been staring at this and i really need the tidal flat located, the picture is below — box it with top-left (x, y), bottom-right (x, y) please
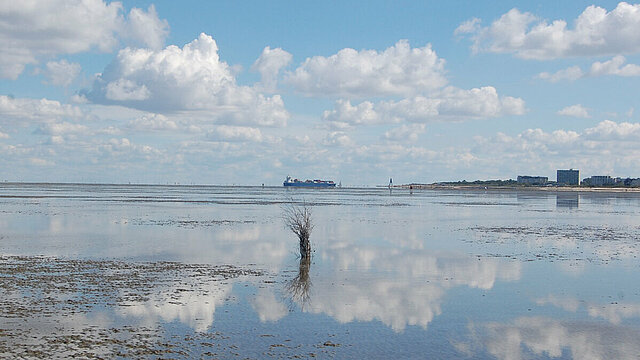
top-left (1, 183), bottom-right (640, 359)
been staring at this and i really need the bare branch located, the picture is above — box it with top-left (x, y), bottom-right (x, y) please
top-left (282, 200), bottom-right (314, 258)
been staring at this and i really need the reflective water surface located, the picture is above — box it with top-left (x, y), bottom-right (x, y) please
top-left (1, 183), bottom-right (639, 358)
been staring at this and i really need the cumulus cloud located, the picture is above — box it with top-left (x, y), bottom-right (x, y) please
top-left (252, 46), bottom-right (292, 92)
top-left (583, 119), bottom-right (640, 140)
top-left (35, 122), bottom-right (89, 136)
top-left (33, 121), bottom-right (90, 145)
top-left (287, 40), bottom-right (447, 98)
top-left (322, 86), bottom-right (525, 126)
top-left (86, 33), bottom-right (289, 127)
top-left (299, 41), bottom-right (526, 129)
top-left (0, 95), bottom-right (85, 123)
top-left (124, 4), bottom-right (169, 50)
top-left (206, 125), bottom-right (263, 142)
top-left (29, 157), bottom-right (54, 166)
top-left (538, 56), bottom-right (640, 82)
top-left (105, 79), bottom-right (151, 101)
top-left (557, 104), bottom-right (590, 118)
top-left (92, 137), bottom-right (165, 163)
top-left (457, 2), bottom-right (640, 59)
top-left (322, 100), bottom-right (381, 126)
top-left (590, 55), bottom-right (640, 76)
top-left (0, 0), bottom-right (169, 79)
top-left (323, 131), bottom-right (354, 147)
top-left (471, 119), bottom-right (640, 178)
top-left (0, 130), bottom-right (8, 139)
top-left (128, 113), bottom-right (178, 131)
top-left (383, 124), bottom-right (426, 142)
top-left (537, 66), bottom-right (584, 82)
top-left (40, 60), bottom-right (82, 87)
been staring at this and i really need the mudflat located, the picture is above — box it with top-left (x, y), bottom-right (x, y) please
top-left (1, 183), bottom-right (639, 359)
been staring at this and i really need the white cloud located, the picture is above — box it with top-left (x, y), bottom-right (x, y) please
top-left (0, 130), bottom-right (8, 139)
top-left (323, 131), bottom-right (354, 147)
top-left (472, 120), bottom-right (640, 178)
top-left (583, 119), bottom-right (640, 140)
top-left (322, 100), bottom-right (381, 126)
top-left (322, 86), bottom-right (525, 126)
top-left (557, 104), bottom-right (590, 118)
top-left (36, 122), bottom-right (89, 136)
top-left (454, 18), bottom-right (482, 36)
top-left (590, 55), bottom-right (640, 76)
top-left (33, 120), bottom-right (90, 145)
top-left (520, 128), bottom-right (581, 145)
top-left (93, 138), bottom-right (165, 163)
top-left (383, 124), bottom-right (426, 142)
top-left (87, 33), bottom-right (289, 127)
top-left (105, 79), bottom-right (151, 101)
top-left (128, 113), bottom-right (178, 131)
top-left (29, 157), bottom-right (54, 166)
top-left (41, 60), bottom-right (82, 87)
top-left (70, 94), bottom-right (89, 104)
top-left (0, 0), bottom-right (169, 79)
top-left (0, 95), bottom-right (85, 123)
top-left (251, 46), bottom-right (292, 92)
top-left (458, 2), bottom-right (640, 59)
top-left (207, 125), bottom-right (263, 142)
top-left (287, 40), bottom-right (447, 97)
top-left (124, 4), bottom-right (169, 50)
top-left (537, 66), bottom-right (584, 82)
top-left (538, 56), bottom-right (640, 82)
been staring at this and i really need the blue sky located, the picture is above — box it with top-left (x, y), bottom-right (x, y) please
top-left (1, 1), bottom-right (640, 185)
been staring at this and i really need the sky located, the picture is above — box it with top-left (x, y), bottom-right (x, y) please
top-left (1, 0), bottom-right (640, 185)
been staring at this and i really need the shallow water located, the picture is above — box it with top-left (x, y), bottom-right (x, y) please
top-left (1, 184), bottom-right (639, 359)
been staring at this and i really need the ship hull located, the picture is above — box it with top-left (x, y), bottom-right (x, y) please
top-left (283, 182), bottom-right (336, 188)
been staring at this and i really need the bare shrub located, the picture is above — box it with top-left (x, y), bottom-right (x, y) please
top-left (282, 201), bottom-right (314, 258)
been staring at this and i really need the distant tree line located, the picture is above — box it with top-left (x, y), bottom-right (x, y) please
top-left (435, 179), bottom-right (518, 186)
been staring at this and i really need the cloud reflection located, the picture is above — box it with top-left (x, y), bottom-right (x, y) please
top-left (537, 294), bottom-right (640, 325)
top-left (251, 288), bottom-right (289, 322)
top-left (468, 317), bottom-right (640, 360)
top-left (117, 280), bottom-right (233, 332)
top-left (252, 245), bottom-right (521, 332)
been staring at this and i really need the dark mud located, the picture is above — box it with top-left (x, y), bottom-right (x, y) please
top-left (0, 255), bottom-right (265, 359)
top-left (129, 218), bottom-right (256, 228)
top-left (468, 225), bottom-right (640, 263)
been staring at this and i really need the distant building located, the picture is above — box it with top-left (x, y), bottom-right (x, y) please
top-left (517, 175), bottom-right (548, 185)
top-left (557, 169), bottom-right (579, 185)
top-left (582, 175), bottom-right (615, 186)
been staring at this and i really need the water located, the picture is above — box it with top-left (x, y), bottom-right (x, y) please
top-left (1, 183), bottom-right (639, 358)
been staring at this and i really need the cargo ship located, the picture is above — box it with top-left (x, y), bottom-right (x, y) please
top-left (283, 175), bottom-right (336, 188)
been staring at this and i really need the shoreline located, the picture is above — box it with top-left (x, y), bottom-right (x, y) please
top-left (393, 184), bottom-right (640, 193)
